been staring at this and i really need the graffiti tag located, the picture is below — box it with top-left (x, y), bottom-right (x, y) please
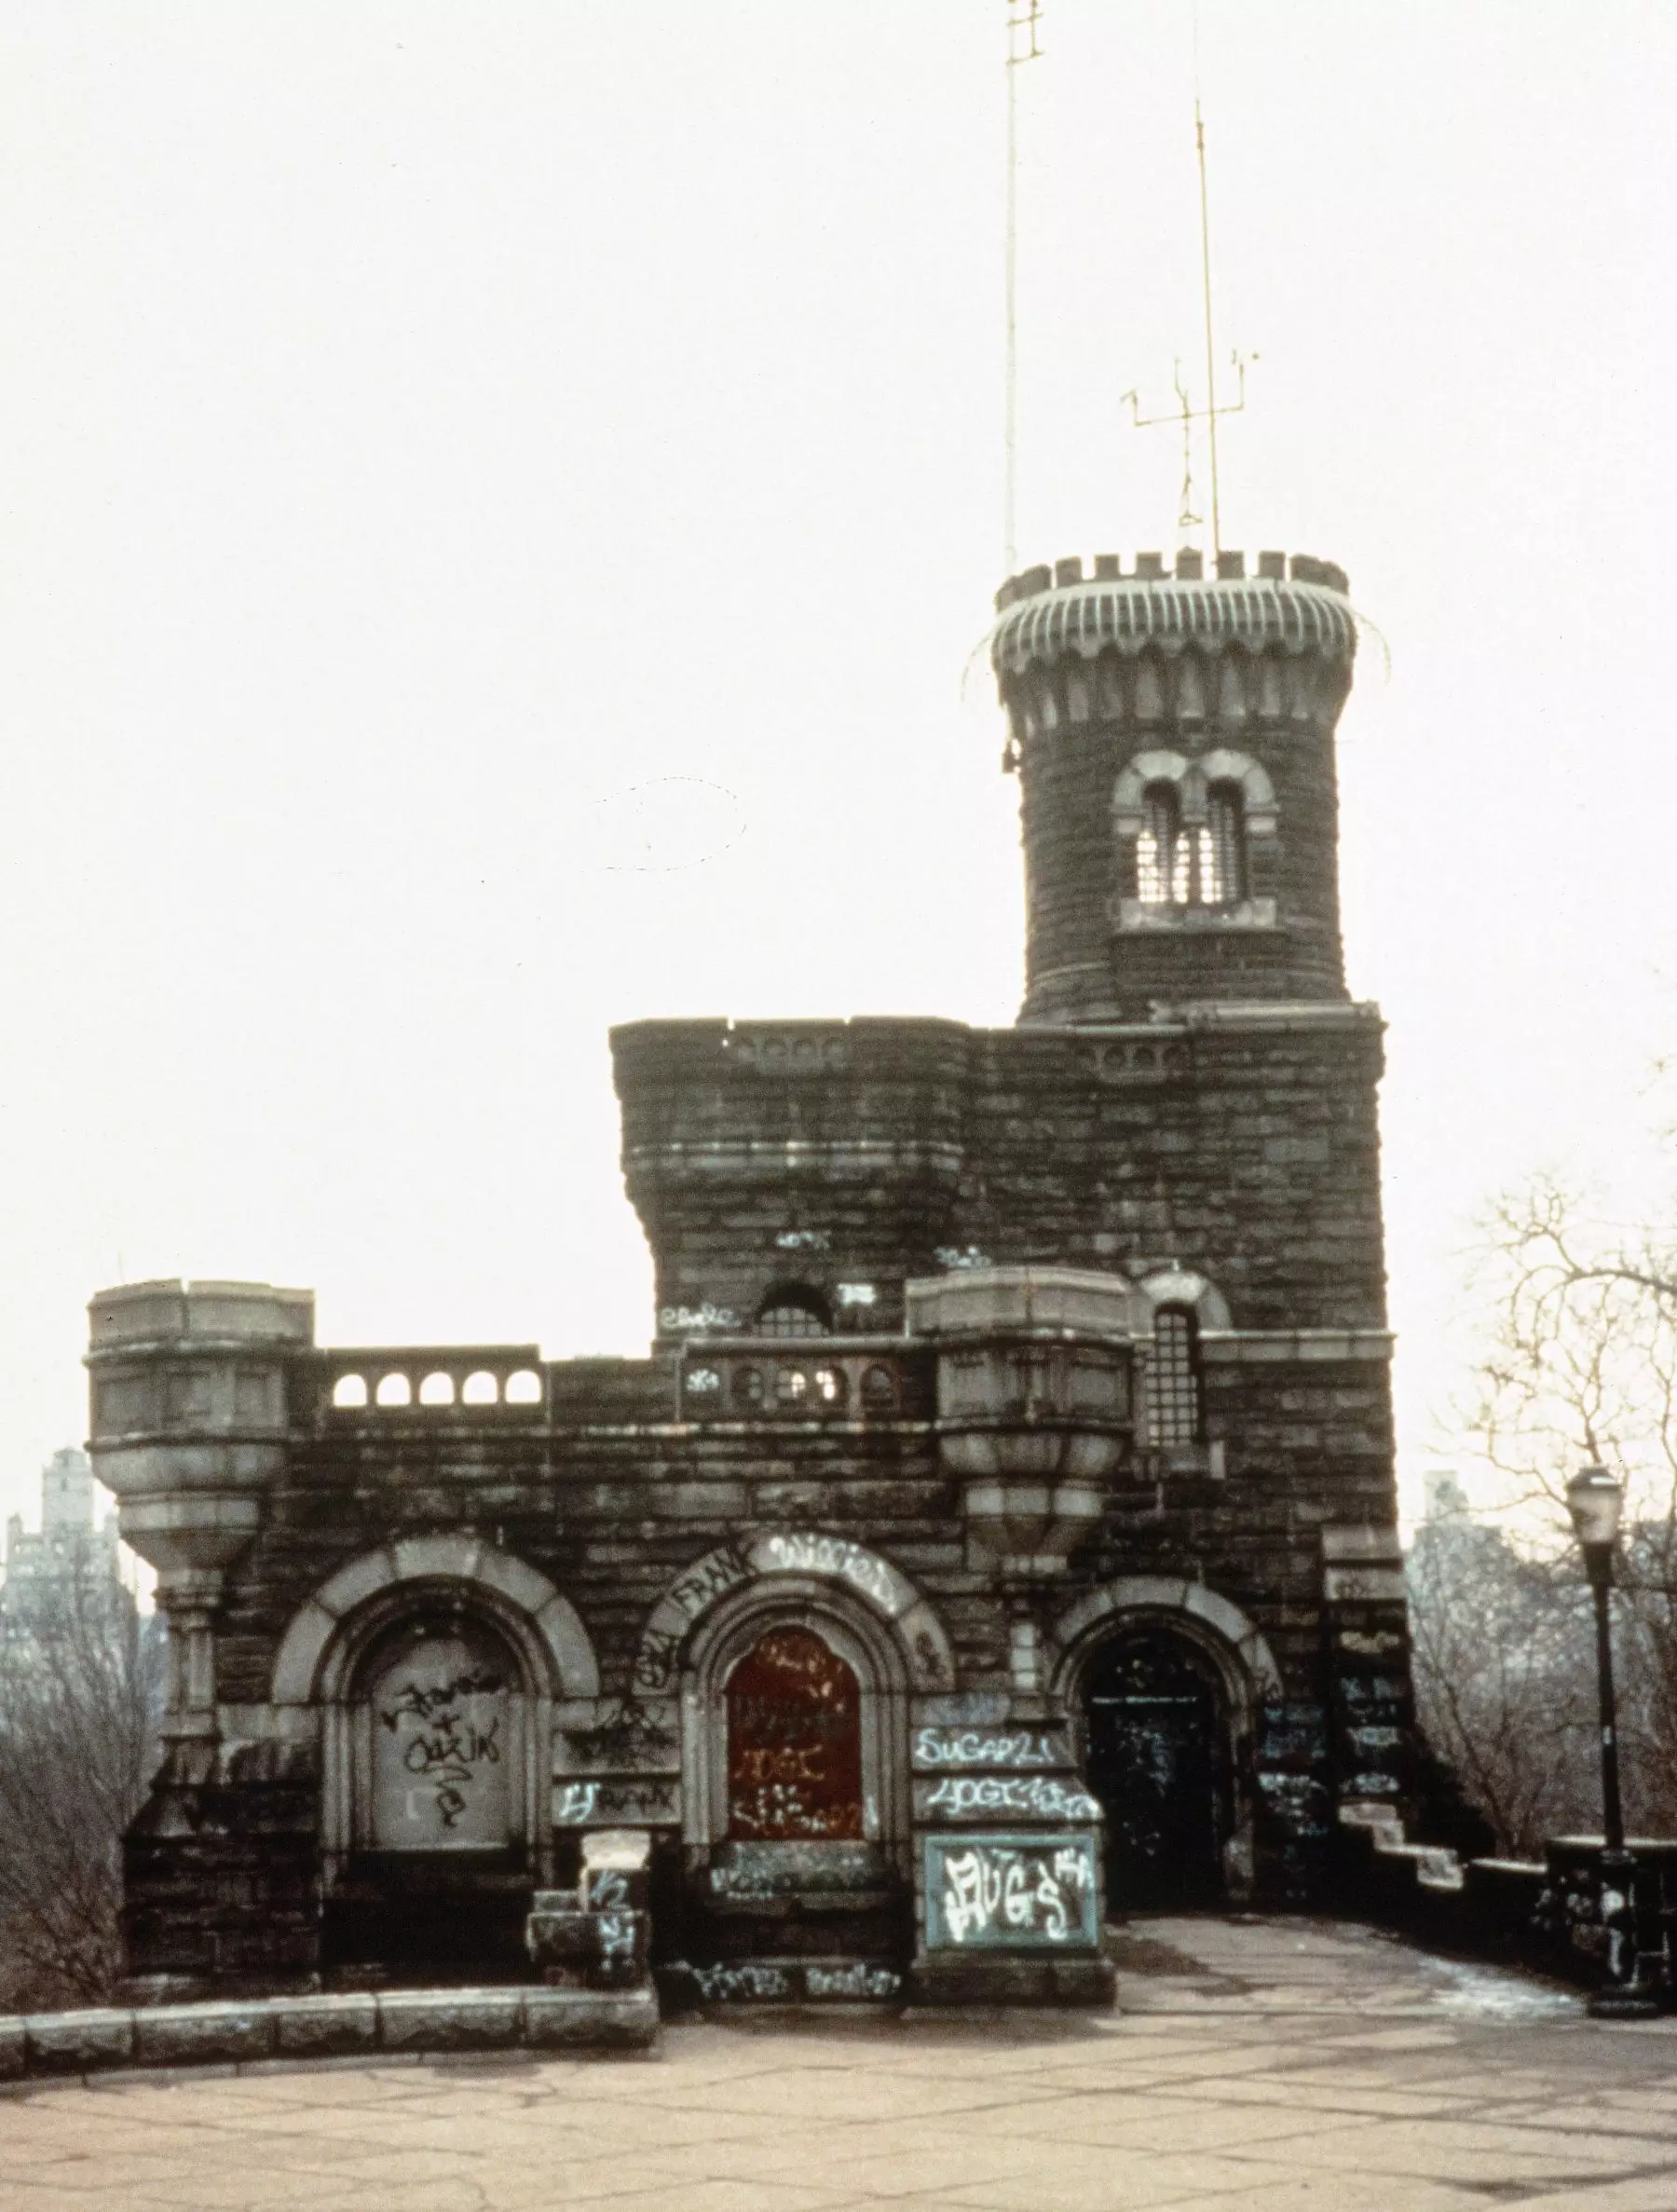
top-left (916, 1775), bottom-right (1101, 1823)
top-left (923, 1836), bottom-right (1098, 1951)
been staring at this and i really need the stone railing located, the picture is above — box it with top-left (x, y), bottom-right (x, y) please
top-left (320, 1346), bottom-right (547, 1414)
top-left (675, 1341), bottom-right (931, 1423)
top-left (1336, 1801), bottom-right (1677, 2007)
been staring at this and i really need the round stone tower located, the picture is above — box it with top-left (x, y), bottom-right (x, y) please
top-left (990, 549), bottom-right (1357, 1024)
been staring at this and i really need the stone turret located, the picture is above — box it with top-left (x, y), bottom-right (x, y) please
top-left (86, 1279), bottom-right (312, 1753)
top-left (991, 550), bottom-right (1357, 1023)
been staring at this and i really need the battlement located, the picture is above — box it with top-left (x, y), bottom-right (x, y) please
top-left (991, 554), bottom-right (1356, 680)
top-left (996, 551), bottom-right (1350, 608)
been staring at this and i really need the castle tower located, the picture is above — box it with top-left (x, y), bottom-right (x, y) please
top-left (992, 550), bottom-right (1357, 1024)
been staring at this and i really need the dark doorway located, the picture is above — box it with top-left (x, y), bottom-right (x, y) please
top-left (1083, 1630), bottom-right (1228, 1911)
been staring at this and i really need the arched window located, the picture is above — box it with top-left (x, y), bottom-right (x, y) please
top-left (1151, 1304), bottom-right (1204, 1447)
top-left (1137, 784), bottom-right (1188, 907)
top-left (1197, 784), bottom-right (1247, 908)
top-left (755, 1287), bottom-right (833, 1339)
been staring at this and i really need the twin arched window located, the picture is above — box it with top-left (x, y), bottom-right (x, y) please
top-left (1137, 783), bottom-right (1247, 910)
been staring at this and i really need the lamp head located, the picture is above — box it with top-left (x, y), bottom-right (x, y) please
top-left (1567, 1464), bottom-right (1625, 1553)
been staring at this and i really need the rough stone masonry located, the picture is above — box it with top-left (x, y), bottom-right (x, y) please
top-left (86, 547), bottom-right (1411, 2009)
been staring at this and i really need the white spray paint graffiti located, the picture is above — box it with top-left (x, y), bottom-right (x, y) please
top-left (918, 1775), bottom-right (1101, 1823)
top-left (924, 1836), bottom-right (1098, 1950)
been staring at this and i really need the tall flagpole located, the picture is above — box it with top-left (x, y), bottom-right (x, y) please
top-left (1003, 1), bottom-right (1043, 576)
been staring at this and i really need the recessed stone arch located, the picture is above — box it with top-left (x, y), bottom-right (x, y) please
top-left (1050, 1576), bottom-right (1282, 1901)
top-left (271, 1536), bottom-right (598, 1888)
top-left (1051, 1576), bottom-right (1281, 1702)
top-left (272, 1534), bottom-right (598, 1708)
top-left (681, 1575), bottom-right (916, 1868)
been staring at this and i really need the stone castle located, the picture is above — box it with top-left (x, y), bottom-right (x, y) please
top-left (87, 546), bottom-right (1411, 2005)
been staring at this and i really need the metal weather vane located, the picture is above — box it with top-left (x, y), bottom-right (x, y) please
top-left (1123, 92), bottom-right (1254, 557)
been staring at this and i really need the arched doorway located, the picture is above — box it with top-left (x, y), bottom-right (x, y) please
top-left (1083, 1629), bottom-right (1230, 1910)
top-left (726, 1626), bottom-right (864, 1840)
top-left (330, 1604), bottom-right (532, 1974)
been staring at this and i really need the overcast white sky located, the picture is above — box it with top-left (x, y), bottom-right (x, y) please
top-left (3, 1), bottom-right (1675, 1537)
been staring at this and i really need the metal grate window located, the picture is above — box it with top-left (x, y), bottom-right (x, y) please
top-left (1197, 785), bottom-right (1246, 907)
top-left (1137, 785), bottom-right (1189, 906)
top-left (1151, 1305), bottom-right (1203, 1446)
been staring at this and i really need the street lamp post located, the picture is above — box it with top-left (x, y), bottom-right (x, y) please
top-left (1565, 1466), bottom-right (1661, 2017)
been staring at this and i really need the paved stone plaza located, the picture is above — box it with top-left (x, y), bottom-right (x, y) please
top-left (6, 1918), bottom-right (1677, 2211)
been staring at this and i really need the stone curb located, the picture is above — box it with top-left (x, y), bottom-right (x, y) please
top-left (1, 1985), bottom-right (658, 2082)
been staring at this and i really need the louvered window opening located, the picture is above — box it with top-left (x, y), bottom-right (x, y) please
top-left (1151, 1306), bottom-right (1203, 1446)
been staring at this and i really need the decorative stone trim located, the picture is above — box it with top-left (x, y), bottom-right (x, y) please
top-left (269, 1536), bottom-right (599, 1890)
top-left (1112, 749), bottom-right (1277, 839)
top-left (1197, 1329), bottom-right (1394, 1364)
top-left (271, 1536), bottom-right (599, 1706)
top-left (1138, 1269), bottom-right (1233, 1331)
top-left (632, 1531), bottom-right (954, 1698)
top-left (1323, 1566), bottom-right (1408, 1604)
top-left (1114, 896), bottom-right (1278, 932)
top-left (1154, 1000), bottom-right (1384, 1031)
top-left (990, 567), bottom-right (1357, 672)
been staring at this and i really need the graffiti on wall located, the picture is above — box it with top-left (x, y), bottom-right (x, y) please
top-left (922, 1835), bottom-right (1099, 1949)
top-left (727, 1626), bottom-right (864, 1840)
top-left (915, 1775), bottom-right (1101, 1823)
top-left (911, 1727), bottom-right (1069, 1771)
top-left (554, 1778), bottom-right (681, 1826)
top-left (366, 1631), bottom-right (512, 1849)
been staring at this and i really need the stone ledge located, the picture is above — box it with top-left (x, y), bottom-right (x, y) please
top-left (0, 1986), bottom-right (658, 2083)
top-left (1199, 1330), bottom-right (1395, 1365)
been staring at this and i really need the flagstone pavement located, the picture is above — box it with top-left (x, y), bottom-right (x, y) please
top-left (6, 1917), bottom-right (1677, 2211)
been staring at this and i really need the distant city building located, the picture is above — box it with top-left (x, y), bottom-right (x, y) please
top-left (1, 1447), bottom-right (129, 1644)
top-left (1423, 1468), bottom-right (1469, 1522)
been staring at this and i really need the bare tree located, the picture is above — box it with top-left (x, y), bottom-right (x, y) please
top-left (1450, 1171), bottom-right (1677, 1837)
top-left (1407, 1513), bottom-right (1595, 1854)
top-left (0, 1556), bottom-right (165, 2009)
